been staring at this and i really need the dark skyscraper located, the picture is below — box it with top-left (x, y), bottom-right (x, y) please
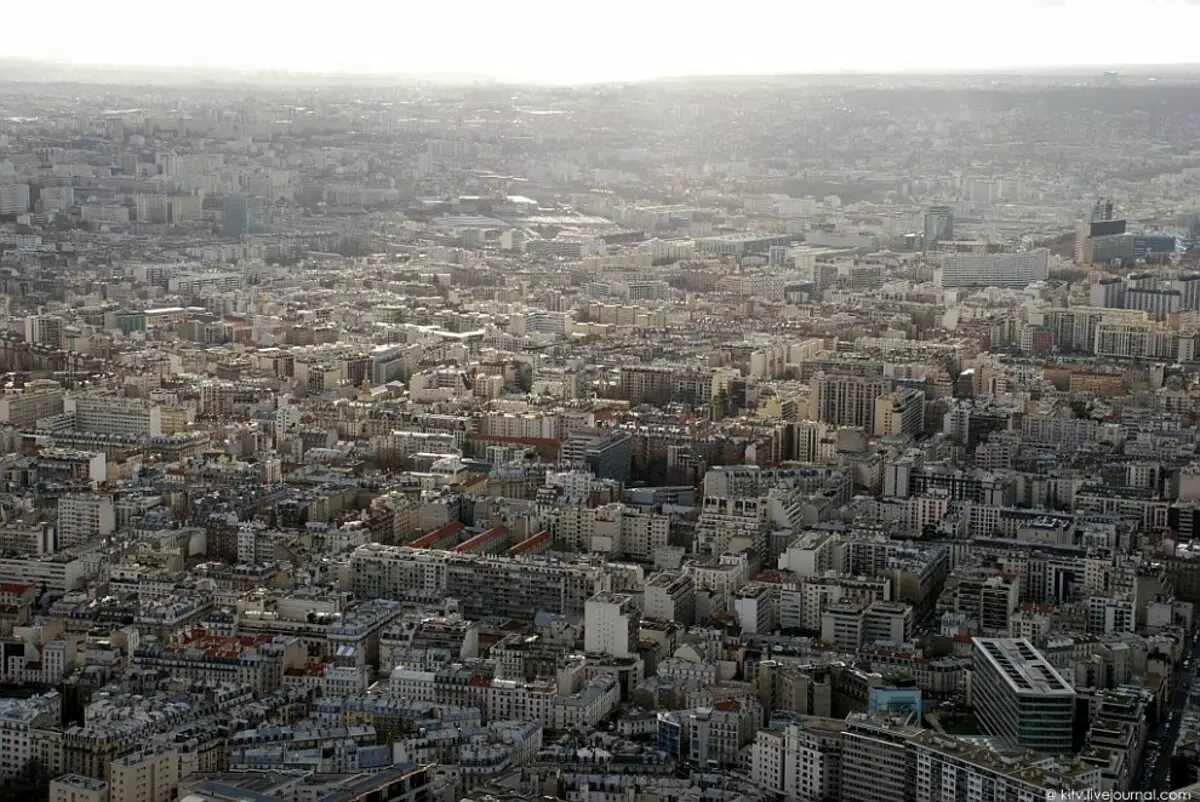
top-left (923, 205), bottom-right (954, 251)
top-left (221, 193), bottom-right (250, 238)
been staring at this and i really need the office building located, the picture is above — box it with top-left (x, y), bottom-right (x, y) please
top-left (1174, 274), bottom-right (1200, 310)
top-left (221, 194), bottom-right (251, 238)
top-left (923, 205), bottom-right (954, 251)
top-left (350, 544), bottom-right (605, 620)
top-left (970, 637), bottom-right (1076, 753)
top-left (560, 428), bottom-right (632, 483)
top-left (911, 731), bottom-right (1098, 802)
top-left (0, 382), bottom-right (64, 428)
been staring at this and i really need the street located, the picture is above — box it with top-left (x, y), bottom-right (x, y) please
top-left (1143, 630), bottom-right (1200, 791)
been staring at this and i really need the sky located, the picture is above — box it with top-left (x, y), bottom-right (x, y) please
top-left (5, 0), bottom-right (1200, 84)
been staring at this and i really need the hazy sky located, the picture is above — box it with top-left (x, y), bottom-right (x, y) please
top-left (6, 0), bottom-right (1200, 84)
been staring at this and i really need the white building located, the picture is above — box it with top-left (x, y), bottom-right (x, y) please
top-left (0, 693), bottom-right (61, 776)
top-left (0, 183), bottom-right (31, 215)
top-left (67, 395), bottom-right (163, 436)
top-left (584, 593), bottom-right (639, 659)
top-left (57, 495), bottom-right (115, 548)
top-left (936, 249), bottom-right (1050, 289)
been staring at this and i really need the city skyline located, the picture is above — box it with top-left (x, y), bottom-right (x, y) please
top-left (8, 0), bottom-right (1200, 84)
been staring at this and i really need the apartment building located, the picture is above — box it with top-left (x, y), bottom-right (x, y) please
top-left (109, 746), bottom-right (180, 802)
top-left (812, 374), bottom-right (894, 429)
top-left (57, 495), bottom-right (116, 548)
top-left (936, 249), bottom-right (1049, 289)
top-left (644, 571), bottom-right (696, 625)
top-left (911, 731), bottom-right (1099, 802)
top-left (50, 774), bottom-right (108, 802)
top-left (0, 692), bottom-right (62, 777)
top-left (350, 544), bottom-right (605, 620)
top-left (839, 712), bottom-right (924, 802)
top-left (751, 719), bottom-right (845, 802)
top-left (584, 593), bottom-right (639, 659)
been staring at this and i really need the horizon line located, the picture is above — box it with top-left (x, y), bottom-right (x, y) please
top-left (5, 56), bottom-right (1200, 88)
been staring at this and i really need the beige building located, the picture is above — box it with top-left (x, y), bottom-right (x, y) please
top-left (50, 774), bottom-right (108, 802)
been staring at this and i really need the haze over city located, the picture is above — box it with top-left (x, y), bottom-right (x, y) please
top-left (9, 0), bottom-right (1200, 83)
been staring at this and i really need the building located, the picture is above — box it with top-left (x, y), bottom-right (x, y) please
top-left (1124, 287), bottom-right (1180, 320)
top-left (57, 495), bottom-right (115, 548)
top-left (813, 374), bottom-right (894, 429)
top-left (0, 183), bottom-right (31, 216)
top-left (924, 205), bottom-right (954, 251)
top-left (970, 637), bottom-right (1076, 753)
top-left (840, 711), bottom-right (923, 802)
top-left (0, 693), bottom-right (61, 777)
top-left (695, 232), bottom-right (792, 256)
top-left (221, 194), bottom-right (251, 238)
top-left (67, 396), bottom-right (163, 436)
top-left (350, 544), bottom-right (605, 621)
top-left (873, 389), bottom-right (925, 438)
top-left (751, 719), bottom-right (846, 802)
top-left (911, 731), bottom-right (1099, 802)
top-left (50, 774), bottom-right (108, 802)
top-left (584, 593), bottom-right (639, 659)
top-left (0, 382), bottom-right (65, 428)
top-left (560, 428), bottom-right (632, 483)
top-left (936, 249), bottom-right (1050, 289)
top-left (25, 315), bottom-right (64, 349)
top-left (1090, 276), bottom-right (1127, 308)
top-left (109, 746), bottom-right (180, 802)
top-left (644, 571), bottom-right (695, 625)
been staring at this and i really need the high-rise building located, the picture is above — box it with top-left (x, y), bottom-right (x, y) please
top-left (134, 193), bottom-right (169, 224)
top-left (813, 374), bottom-right (894, 429)
top-left (57, 495), bottom-right (115, 548)
top-left (970, 637), bottom-right (1076, 753)
top-left (0, 183), bottom-right (31, 216)
top-left (923, 205), bottom-right (954, 251)
top-left (936, 249), bottom-right (1050, 289)
top-left (1174, 274), bottom-right (1200, 311)
top-left (619, 365), bottom-right (674, 406)
top-left (583, 592), bottom-right (639, 658)
top-left (840, 711), bottom-right (923, 802)
top-left (1125, 287), bottom-right (1181, 320)
top-left (873, 389), bottom-right (925, 438)
top-left (221, 193), bottom-right (251, 238)
top-left (1089, 276), bottom-right (1127, 308)
top-left (24, 314), bottom-right (64, 348)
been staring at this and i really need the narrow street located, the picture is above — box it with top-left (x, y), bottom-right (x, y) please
top-left (1147, 632), bottom-right (1200, 791)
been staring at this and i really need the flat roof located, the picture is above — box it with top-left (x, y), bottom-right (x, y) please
top-left (973, 637), bottom-right (1075, 696)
